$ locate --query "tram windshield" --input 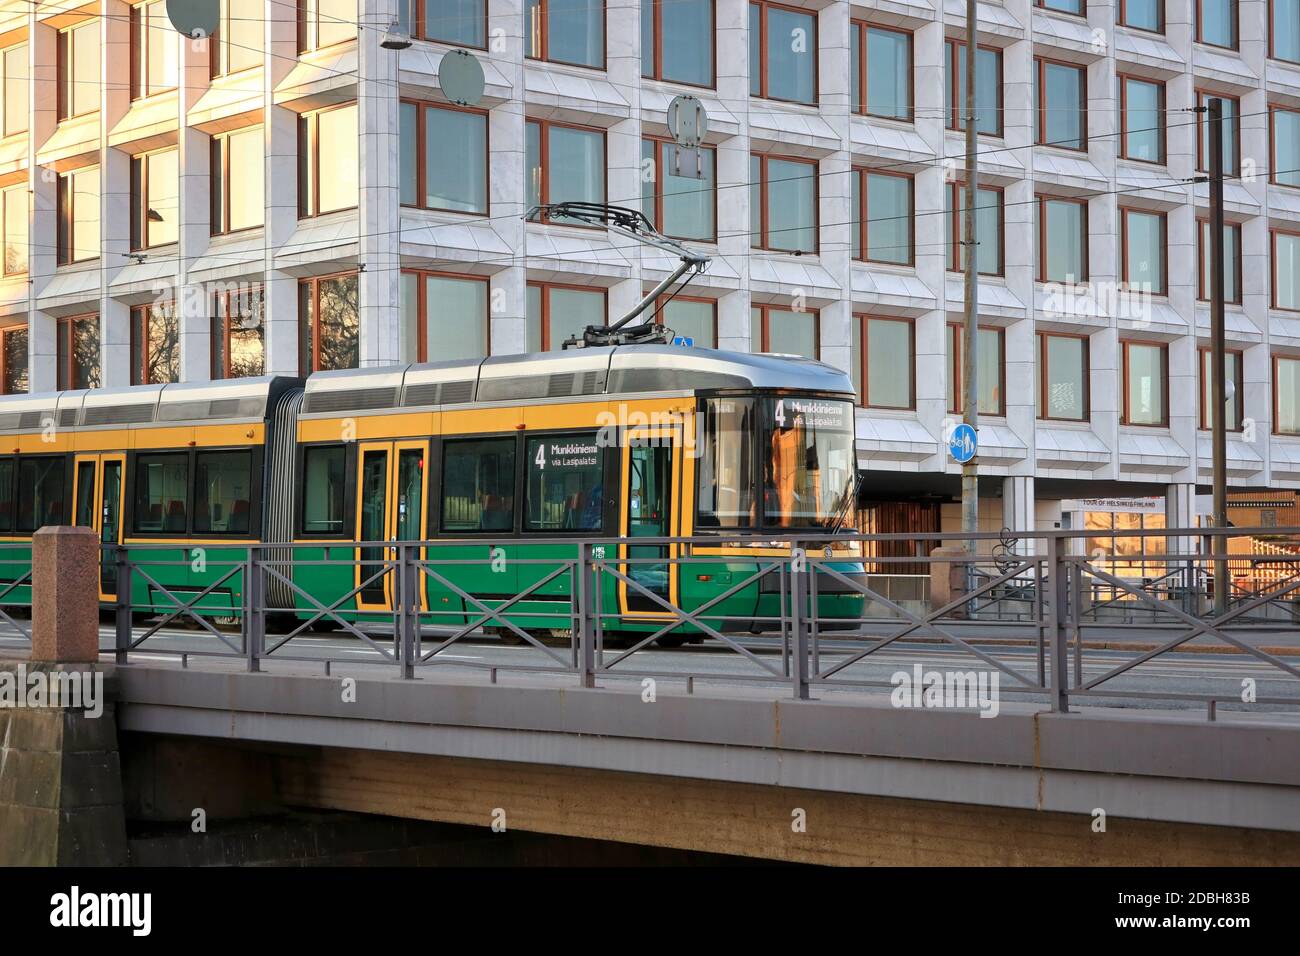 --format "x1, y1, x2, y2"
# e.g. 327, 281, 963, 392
697, 395, 857, 530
